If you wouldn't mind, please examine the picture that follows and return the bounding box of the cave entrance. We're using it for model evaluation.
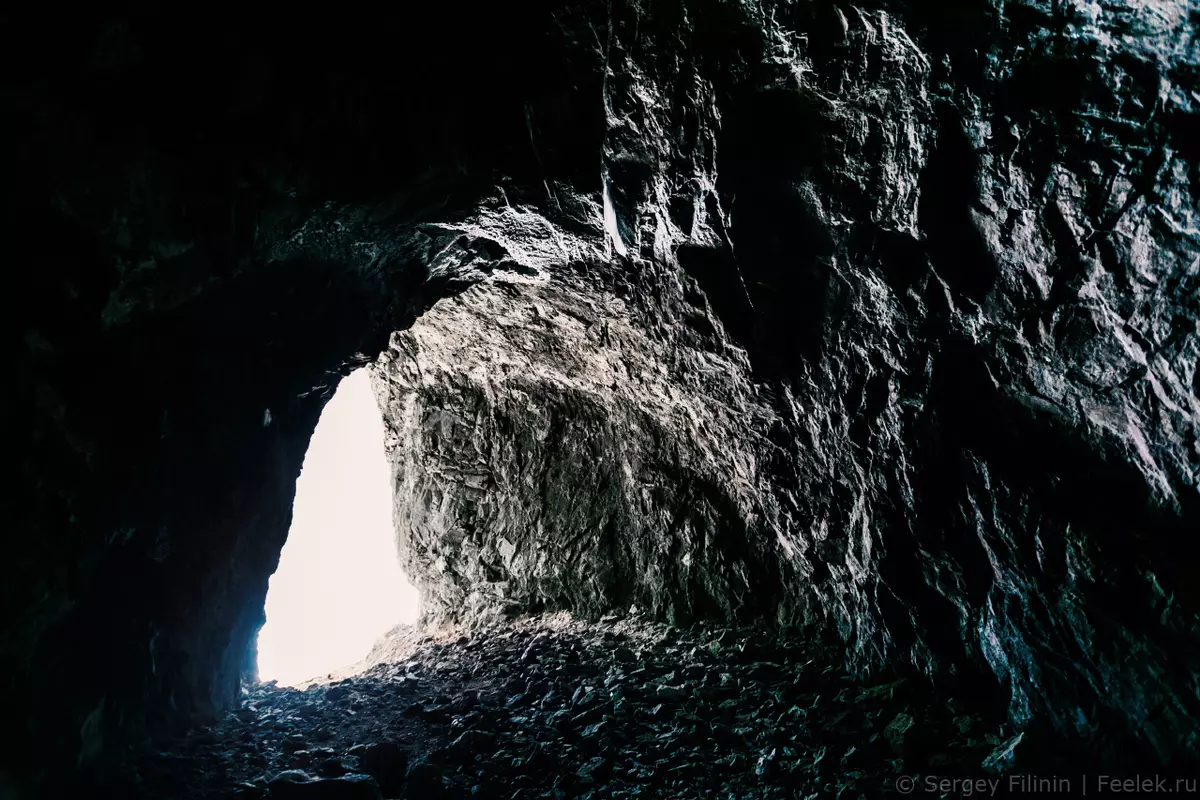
[256,367,418,686]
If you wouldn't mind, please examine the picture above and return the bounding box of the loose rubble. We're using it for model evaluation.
[96,613,1019,798]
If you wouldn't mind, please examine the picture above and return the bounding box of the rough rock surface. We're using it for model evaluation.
[4,0,1200,794]
[369,0,1200,768]
[96,613,1017,798]
[374,262,784,628]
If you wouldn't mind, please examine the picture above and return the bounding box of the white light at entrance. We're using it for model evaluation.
[257,368,418,686]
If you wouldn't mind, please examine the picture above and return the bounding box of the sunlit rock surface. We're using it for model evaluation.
[374,261,780,627]
[4,0,1199,792]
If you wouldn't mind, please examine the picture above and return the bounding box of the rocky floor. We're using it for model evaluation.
[95,612,1022,799]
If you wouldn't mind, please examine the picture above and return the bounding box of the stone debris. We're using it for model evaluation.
[100,613,1017,798]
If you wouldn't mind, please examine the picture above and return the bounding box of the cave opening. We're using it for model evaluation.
[255,368,419,687]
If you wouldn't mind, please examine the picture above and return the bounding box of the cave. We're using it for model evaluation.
[5,2,1199,798]
[255,367,419,689]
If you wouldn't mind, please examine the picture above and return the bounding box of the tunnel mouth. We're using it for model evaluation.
[254,367,420,688]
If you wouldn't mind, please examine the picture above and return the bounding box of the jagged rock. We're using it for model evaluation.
[576,756,609,784]
[982,732,1027,775]
[233,708,258,723]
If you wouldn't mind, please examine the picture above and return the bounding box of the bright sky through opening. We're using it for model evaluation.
[257,368,418,686]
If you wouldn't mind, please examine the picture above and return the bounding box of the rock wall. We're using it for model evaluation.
[372,0,1200,766]
[373,258,784,628]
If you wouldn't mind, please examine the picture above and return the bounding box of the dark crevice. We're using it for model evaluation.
[918,113,999,306]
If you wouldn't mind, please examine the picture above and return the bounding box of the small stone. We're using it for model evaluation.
[314,757,353,779]
[884,712,916,756]
[577,756,608,784]
[655,685,688,702]
[267,772,382,800]
[570,705,605,727]
[233,707,258,723]
[582,720,609,738]
[982,732,1026,774]
[450,729,497,760]
[755,748,777,777]
[282,735,309,753]
[403,757,444,798]
[271,770,314,785]
[745,662,784,683]
[571,685,597,707]
[456,689,480,711]
[855,679,908,704]
[354,740,408,796]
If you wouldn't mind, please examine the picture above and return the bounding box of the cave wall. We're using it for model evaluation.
[370,0,1200,766]
[3,0,1199,789]
[373,252,787,628]
[4,6,590,788]
[8,231,403,782]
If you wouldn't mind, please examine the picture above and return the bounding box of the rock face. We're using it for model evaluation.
[371,0,1200,767]
[4,0,1199,793]
[374,259,784,628]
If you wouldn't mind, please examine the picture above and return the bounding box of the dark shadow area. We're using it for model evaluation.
[9,205,425,791]
[675,243,756,346]
[896,332,1200,766]
[917,113,999,306]
[715,84,836,379]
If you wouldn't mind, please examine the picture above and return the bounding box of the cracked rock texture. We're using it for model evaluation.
[4,0,1200,793]
[370,0,1200,768]
[374,261,784,628]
